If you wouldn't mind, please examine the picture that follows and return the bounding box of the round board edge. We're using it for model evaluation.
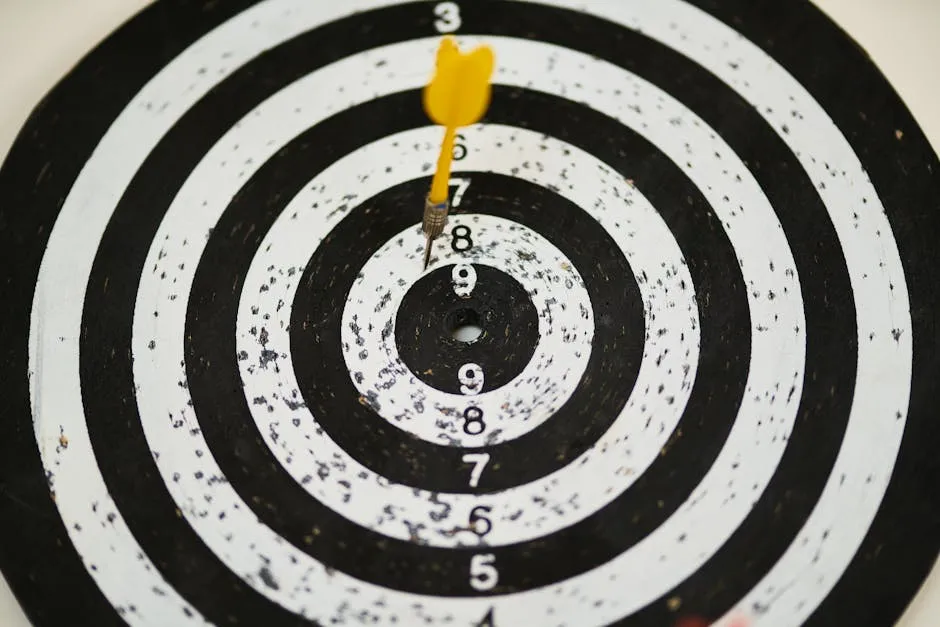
[0,0,938,626]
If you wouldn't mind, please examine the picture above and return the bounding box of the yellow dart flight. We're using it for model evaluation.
[424,36,495,204]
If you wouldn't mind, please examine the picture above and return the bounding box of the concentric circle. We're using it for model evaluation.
[0,0,936,626]
[340,212,594,448]
[223,126,698,548]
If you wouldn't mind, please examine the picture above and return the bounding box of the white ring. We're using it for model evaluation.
[220,36,801,601]
[217,34,801,608]
[339,214,594,448]
[26,0,909,625]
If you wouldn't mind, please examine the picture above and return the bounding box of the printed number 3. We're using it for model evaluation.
[434,2,461,33]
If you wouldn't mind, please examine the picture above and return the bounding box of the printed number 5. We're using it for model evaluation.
[470,553,498,591]
[434,2,461,33]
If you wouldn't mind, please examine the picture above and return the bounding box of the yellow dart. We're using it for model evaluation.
[420,36,495,269]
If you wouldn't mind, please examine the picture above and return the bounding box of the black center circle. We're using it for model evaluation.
[395,263,539,394]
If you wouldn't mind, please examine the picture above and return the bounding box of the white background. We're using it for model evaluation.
[0,0,936,625]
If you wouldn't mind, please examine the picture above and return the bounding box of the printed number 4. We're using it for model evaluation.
[470,554,498,591]
[434,2,461,33]
[476,608,496,627]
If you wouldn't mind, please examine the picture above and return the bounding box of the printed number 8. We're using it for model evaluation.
[463,406,485,435]
[452,225,473,253]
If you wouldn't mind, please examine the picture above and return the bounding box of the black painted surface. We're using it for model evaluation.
[188,167,647,592]
[395,264,539,394]
[0,1,264,626]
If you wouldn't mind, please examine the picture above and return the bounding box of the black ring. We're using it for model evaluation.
[70,0,810,605]
[679,1,940,625]
[72,0,812,609]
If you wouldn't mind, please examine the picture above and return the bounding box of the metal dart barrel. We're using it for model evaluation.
[422,195,449,239]
[422,195,449,269]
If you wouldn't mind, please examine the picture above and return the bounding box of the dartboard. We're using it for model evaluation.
[1,0,938,625]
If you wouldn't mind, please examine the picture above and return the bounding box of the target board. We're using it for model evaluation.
[1,0,938,625]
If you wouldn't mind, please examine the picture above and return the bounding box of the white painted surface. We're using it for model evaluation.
[0,0,937,625]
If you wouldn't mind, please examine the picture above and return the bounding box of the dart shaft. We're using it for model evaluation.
[429,126,457,204]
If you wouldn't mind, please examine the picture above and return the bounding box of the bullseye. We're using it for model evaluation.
[449,310,484,343]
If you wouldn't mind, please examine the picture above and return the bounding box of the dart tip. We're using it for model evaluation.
[422,236,433,270]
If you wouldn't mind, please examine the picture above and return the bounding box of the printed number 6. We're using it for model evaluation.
[470,553,498,591]
[469,505,493,536]
[434,2,461,33]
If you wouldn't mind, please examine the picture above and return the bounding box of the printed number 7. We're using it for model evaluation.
[462,452,489,487]
[450,177,471,207]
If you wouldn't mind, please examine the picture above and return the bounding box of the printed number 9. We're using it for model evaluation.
[458,363,483,395]
[452,264,476,298]
[434,2,461,33]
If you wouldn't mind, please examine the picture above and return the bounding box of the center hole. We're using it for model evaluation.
[447,307,483,343]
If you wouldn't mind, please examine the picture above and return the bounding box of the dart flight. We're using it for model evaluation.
[420,36,495,269]
[424,36,495,204]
